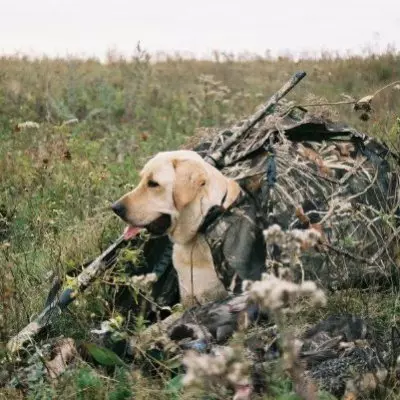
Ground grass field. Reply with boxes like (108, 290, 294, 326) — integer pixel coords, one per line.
(1, 48, 400, 399)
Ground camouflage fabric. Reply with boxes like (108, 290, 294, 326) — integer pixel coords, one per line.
(199, 190, 266, 294)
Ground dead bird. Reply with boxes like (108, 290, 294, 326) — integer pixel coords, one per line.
(300, 314, 390, 398)
(168, 307, 394, 398)
(168, 293, 269, 346)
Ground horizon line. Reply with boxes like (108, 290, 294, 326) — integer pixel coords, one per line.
(0, 42, 398, 63)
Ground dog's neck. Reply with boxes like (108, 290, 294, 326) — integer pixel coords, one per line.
(169, 172, 241, 245)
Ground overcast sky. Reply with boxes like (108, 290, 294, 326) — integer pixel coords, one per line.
(1, 0, 400, 60)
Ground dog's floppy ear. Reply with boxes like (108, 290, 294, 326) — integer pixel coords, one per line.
(172, 159, 207, 211)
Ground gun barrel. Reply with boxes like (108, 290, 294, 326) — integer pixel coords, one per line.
(204, 71, 306, 167)
(7, 235, 127, 353)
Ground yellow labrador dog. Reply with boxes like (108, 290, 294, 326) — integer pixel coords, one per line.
(112, 150, 241, 305)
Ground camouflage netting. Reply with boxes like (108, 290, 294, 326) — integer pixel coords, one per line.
(189, 103, 400, 292)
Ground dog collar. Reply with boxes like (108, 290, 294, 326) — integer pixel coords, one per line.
(198, 189, 245, 234)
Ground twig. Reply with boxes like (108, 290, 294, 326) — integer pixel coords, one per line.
(299, 100, 356, 107)
(284, 79, 400, 113)
(371, 80, 400, 98)
(321, 242, 372, 264)
(370, 225, 400, 265)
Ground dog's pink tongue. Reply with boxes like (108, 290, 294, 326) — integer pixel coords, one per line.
(123, 225, 142, 240)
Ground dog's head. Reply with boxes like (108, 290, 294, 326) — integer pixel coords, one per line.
(111, 150, 229, 243)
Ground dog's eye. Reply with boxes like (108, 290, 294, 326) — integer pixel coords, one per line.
(148, 179, 159, 188)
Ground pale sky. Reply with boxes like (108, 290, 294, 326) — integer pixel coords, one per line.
(1, 0, 400, 60)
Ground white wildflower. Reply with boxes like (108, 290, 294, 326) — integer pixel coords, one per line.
(62, 118, 79, 126)
(226, 362, 250, 386)
(17, 121, 40, 130)
(130, 273, 158, 291)
(127, 273, 158, 295)
(182, 346, 251, 392)
(91, 320, 114, 335)
(300, 280, 318, 293)
(241, 280, 253, 292)
(245, 273, 326, 311)
(263, 225, 321, 265)
(90, 315, 125, 335)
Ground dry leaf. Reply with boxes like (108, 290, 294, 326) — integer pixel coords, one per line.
(45, 338, 77, 379)
(295, 206, 310, 226)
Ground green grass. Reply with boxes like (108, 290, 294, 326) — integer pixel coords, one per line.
(1, 48, 400, 399)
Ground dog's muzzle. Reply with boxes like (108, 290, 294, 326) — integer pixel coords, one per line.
(111, 201, 171, 236)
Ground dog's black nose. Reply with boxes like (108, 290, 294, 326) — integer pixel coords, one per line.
(111, 202, 126, 219)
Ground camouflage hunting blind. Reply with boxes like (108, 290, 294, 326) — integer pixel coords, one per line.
(187, 103, 400, 294)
